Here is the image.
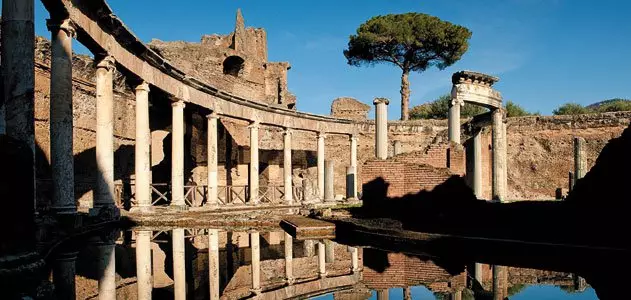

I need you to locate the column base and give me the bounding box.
[169,204,189,211]
[318,272,327,279]
[250,287,262,295]
[285,277,295,285]
[129,205,155,214]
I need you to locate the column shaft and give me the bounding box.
[303,239,315,257]
[324,239,335,262]
[208,229,220,300]
[574,137,586,184]
[373,98,389,159]
[347,135,357,200]
[250,232,261,293]
[136,230,152,300]
[377,289,389,300]
[53,253,77,300]
[284,232,294,284]
[324,160,335,202]
[94,56,116,211]
[350,246,359,273]
[492,109,506,201]
[318,241,326,278]
[134,83,152,211]
[249,123,259,204]
[472,129,483,199]
[1,0,36,207]
[448,99,462,144]
[173,228,186,300]
[283,130,293,204]
[98,243,116,300]
[403,287,412,300]
[171,101,186,208]
[206,114,219,206]
[317,133,325,200]
[492,265,508,300]
[48,19,76,214]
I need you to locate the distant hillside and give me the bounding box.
[586,98,631,109]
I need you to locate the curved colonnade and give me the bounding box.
[38,0,359,213]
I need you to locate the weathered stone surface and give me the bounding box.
[331,97,370,121]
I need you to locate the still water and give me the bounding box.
[52,227,600,299]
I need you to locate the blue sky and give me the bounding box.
[27,0,631,119]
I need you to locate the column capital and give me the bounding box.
[283,128,293,135]
[373,97,390,105]
[317,132,327,139]
[46,18,77,38]
[171,100,186,109]
[349,134,358,142]
[451,96,465,107]
[135,82,150,92]
[95,55,116,72]
[248,121,260,129]
[206,112,219,120]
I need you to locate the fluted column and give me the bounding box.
[206,113,219,206]
[1,0,36,207]
[173,228,186,300]
[448,97,463,144]
[133,82,152,212]
[317,132,326,200]
[48,18,76,214]
[93,56,118,216]
[492,108,506,201]
[284,232,295,284]
[249,122,260,204]
[318,241,326,278]
[283,129,293,204]
[347,135,358,200]
[250,232,261,294]
[373,98,389,159]
[472,128,483,199]
[135,230,153,300]
[171,100,186,209]
[208,229,220,299]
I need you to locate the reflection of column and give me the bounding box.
[171,100,186,209]
[1,0,36,207]
[250,232,261,293]
[173,228,186,300]
[475,263,483,286]
[493,265,508,300]
[318,241,327,278]
[448,97,462,144]
[492,108,506,202]
[403,287,412,300]
[304,240,315,257]
[324,160,335,202]
[324,239,335,263]
[206,114,219,206]
[134,82,152,212]
[317,132,326,200]
[349,246,359,273]
[373,98,389,159]
[376,289,389,300]
[48,18,76,214]
[347,135,358,200]
[93,56,117,215]
[249,122,260,204]
[208,229,220,300]
[451,291,462,300]
[53,251,78,300]
[283,129,293,204]
[284,232,295,284]
[472,129,483,199]
[136,230,153,300]
[97,241,117,300]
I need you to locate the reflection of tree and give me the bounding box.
[508,284,526,296]
[462,288,475,300]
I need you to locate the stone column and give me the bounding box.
[393,140,402,156]
[53,251,78,300]
[373,98,389,159]
[47,18,76,214]
[283,129,293,204]
[317,132,326,200]
[93,56,118,216]
[347,135,358,200]
[133,82,152,212]
[403,287,412,300]
[171,100,186,209]
[492,108,506,202]
[95,236,117,300]
[284,232,295,284]
[135,230,153,300]
[349,246,359,273]
[172,228,186,300]
[474,263,483,285]
[1,0,36,208]
[574,137,586,185]
[492,265,508,300]
[377,289,389,300]
[206,113,219,206]
[472,128,483,199]
[324,160,335,202]
[317,241,327,278]
[208,229,220,300]
[448,97,463,144]
[250,232,261,293]
[249,122,260,204]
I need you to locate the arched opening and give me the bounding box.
[223,56,245,77]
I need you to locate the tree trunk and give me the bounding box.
[400,69,410,120]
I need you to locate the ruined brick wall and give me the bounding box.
[331,97,371,121]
